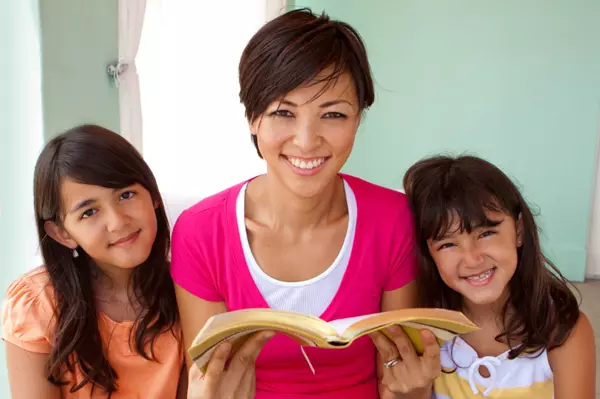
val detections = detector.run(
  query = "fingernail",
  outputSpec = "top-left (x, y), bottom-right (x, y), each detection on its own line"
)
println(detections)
top-left (387, 325), bottom-right (401, 334)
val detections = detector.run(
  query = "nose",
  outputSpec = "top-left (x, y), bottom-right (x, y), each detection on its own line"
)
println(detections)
top-left (462, 244), bottom-right (484, 268)
top-left (292, 119), bottom-right (321, 153)
top-left (105, 205), bottom-right (130, 232)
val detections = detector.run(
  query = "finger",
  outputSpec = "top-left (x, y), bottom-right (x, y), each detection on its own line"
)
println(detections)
top-left (237, 361), bottom-right (255, 396)
top-left (225, 331), bottom-right (274, 384)
top-left (386, 325), bottom-right (419, 365)
top-left (369, 331), bottom-right (400, 363)
top-left (419, 329), bottom-right (441, 377)
top-left (203, 342), bottom-right (232, 395)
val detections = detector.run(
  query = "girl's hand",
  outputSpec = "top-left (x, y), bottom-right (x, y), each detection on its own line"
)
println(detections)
top-left (370, 326), bottom-right (440, 399)
top-left (188, 330), bottom-right (275, 399)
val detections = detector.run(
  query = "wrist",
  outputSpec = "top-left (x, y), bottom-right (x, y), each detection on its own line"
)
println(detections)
top-left (394, 385), bottom-right (432, 399)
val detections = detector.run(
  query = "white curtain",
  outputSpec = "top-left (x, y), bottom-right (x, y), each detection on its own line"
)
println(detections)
top-left (586, 121), bottom-right (600, 278)
top-left (136, 0), bottom-right (288, 204)
top-left (115, 0), bottom-right (147, 152)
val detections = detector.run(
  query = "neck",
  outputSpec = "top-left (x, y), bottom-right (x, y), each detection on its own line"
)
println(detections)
top-left (462, 290), bottom-right (510, 325)
top-left (251, 173), bottom-right (347, 233)
top-left (91, 262), bottom-right (134, 297)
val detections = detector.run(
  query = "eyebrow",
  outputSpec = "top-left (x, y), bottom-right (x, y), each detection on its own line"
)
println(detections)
top-left (68, 188), bottom-right (123, 214)
top-left (433, 218), bottom-right (504, 241)
top-left (70, 199), bottom-right (97, 214)
top-left (278, 99), bottom-right (353, 108)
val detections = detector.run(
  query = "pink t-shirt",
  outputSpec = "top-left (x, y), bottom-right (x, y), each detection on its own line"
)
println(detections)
top-left (171, 174), bottom-right (418, 399)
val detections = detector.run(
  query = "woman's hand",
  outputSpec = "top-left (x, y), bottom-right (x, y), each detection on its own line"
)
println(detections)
top-left (370, 326), bottom-right (440, 399)
top-left (188, 330), bottom-right (275, 399)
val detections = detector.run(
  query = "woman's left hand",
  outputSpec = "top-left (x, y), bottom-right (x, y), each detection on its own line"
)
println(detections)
top-left (369, 325), bottom-right (440, 399)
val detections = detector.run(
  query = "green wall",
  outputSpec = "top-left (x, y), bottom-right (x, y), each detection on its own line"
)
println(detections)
top-left (0, 0), bottom-right (118, 394)
top-left (293, 0), bottom-right (600, 281)
top-left (39, 0), bottom-right (119, 140)
top-left (1, 1), bottom-right (45, 396)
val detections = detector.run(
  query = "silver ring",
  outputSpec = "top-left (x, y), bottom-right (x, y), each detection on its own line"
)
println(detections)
top-left (383, 357), bottom-right (400, 368)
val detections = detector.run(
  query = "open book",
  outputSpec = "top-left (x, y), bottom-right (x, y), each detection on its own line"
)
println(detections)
top-left (189, 308), bottom-right (478, 373)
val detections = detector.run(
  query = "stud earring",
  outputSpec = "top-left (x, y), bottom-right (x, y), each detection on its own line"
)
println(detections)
top-left (72, 248), bottom-right (79, 258)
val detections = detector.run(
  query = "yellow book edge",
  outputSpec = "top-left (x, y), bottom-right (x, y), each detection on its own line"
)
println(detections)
top-left (189, 308), bottom-right (479, 374)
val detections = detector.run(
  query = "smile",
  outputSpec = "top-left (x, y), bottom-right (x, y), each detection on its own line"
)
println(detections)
top-left (283, 156), bottom-right (329, 176)
top-left (286, 156), bottom-right (327, 170)
top-left (462, 267), bottom-right (496, 286)
top-left (110, 230), bottom-right (141, 247)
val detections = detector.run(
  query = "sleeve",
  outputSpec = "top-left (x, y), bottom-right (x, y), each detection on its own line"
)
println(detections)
top-left (383, 197), bottom-right (419, 291)
top-left (170, 209), bottom-right (223, 302)
top-left (1, 277), bottom-right (53, 354)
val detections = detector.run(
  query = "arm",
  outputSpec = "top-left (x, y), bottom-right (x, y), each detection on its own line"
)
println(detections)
top-left (5, 342), bottom-right (60, 399)
top-left (175, 283), bottom-right (227, 372)
top-left (548, 311), bottom-right (596, 399)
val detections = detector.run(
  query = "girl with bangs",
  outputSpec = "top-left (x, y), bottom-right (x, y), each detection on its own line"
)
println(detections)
top-left (2, 125), bottom-right (185, 398)
top-left (403, 155), bottom-right (596, 398)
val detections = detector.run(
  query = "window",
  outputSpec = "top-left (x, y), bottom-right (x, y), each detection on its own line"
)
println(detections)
top-left (137, 1), bottom-right (285, 207)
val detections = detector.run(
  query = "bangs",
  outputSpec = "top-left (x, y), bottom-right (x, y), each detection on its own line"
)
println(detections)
top-left (421, 184), bottom-right (508, 241)
top-left (240, 9), bottom-right (374, 122)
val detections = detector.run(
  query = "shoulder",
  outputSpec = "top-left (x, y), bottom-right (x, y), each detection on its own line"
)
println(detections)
top-left (548, 311), bottom-right (595, 360)
top-left (4, 266), bottom-right (55, 309)
top-left (547, 311), bottom-right (596, 395)
top-left (342, 174), bottom-right (411, 221)
top-left (1, 266), bottom-right (56, 353)
top-left (172, 181), bottom-right (245, 236)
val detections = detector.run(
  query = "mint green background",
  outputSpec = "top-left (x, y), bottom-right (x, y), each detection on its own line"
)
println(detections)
top-left (0, 0), bottom-right (118, 394)
top-left (292, 0), bottom-right (600, 282)
top-left (40, 0), bottom-right (119, 140)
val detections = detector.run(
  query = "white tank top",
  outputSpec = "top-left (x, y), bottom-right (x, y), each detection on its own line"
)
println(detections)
top-left (236, 180), bottom-right (357, 317)
top-left (434, 336), bottom-right (554, 398)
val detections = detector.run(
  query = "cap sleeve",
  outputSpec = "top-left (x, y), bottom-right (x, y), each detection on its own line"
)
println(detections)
top-left (170, 209), bottom-right (223, 302)
top-left (1, 272), bottom-right (54, 353)
top-left (384, 198), bottom-right (419, 291)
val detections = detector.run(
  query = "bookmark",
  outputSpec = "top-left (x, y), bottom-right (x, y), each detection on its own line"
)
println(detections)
top-left (300, 346), bottom-right (316, 375)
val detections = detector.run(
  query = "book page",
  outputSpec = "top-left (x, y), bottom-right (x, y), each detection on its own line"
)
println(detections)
top-left (328, 313), bottom-right (379, 335)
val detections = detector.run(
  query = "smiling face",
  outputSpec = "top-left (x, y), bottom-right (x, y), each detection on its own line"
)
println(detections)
top-left (426, 210), bottom-right (523, 309)
top-left (45, 179), bottom-right (158, 272)
top-left (251, 70), bottom-right (361, 198)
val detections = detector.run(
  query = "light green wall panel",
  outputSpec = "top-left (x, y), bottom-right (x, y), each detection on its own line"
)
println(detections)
top-left (294, 0), bottom-right (600, 281)
top-left (0, 0), bottom-right (45, 396)
top-left (40, 0), bottom-right (119, 139)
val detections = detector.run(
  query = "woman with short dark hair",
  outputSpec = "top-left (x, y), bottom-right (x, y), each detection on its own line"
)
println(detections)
top-left (173, 9), bottom-right (439, 399)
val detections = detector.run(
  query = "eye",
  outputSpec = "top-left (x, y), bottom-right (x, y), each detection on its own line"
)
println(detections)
top-left (322, 112), bottom-right (347, 119)
top-left (480, 230), bottom-right (496, 238)
top-left (438, 242), bottom-right (455, 250)
top-left (120, 190), bottom-right (136, 201)
top-left (80, 209), bottom-right (97, 219)
top-left (270, 109), bottom-right (293, 118)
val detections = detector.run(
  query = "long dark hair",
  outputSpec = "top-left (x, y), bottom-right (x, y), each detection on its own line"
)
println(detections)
top-left (239, 7), bottom-right (375, 158)
top-left (34, 124), bottom-right (179, 394)
top-left (403, 155), bottom-right (580, 358)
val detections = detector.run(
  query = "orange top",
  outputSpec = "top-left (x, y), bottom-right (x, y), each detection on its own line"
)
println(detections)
top-left (1, 267), bottom-right (184, 398)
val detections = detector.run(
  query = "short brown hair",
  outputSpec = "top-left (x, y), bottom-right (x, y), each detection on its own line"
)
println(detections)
top-left (239, 8), bottom-right (375, 157)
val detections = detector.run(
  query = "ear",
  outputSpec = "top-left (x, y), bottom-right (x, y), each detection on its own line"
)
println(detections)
top-left (516, 213), bottom-right (524, 247)
top-left (44, 220), bottom-right (78, 250)
top-left (249, 115), bottom-right (263, 136)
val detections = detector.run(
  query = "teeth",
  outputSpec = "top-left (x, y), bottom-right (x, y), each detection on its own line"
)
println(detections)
top-left (466, 269), bottom-right (493, 281)
top-left (288, 157), bottom-right (325, 170)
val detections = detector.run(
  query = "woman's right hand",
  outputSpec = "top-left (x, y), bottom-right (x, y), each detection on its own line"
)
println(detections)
top-left (188, 330), bottom-right (275, 399)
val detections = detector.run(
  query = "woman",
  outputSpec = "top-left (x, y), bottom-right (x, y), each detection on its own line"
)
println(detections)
top-left (172, 8), bottom-right (439, 399)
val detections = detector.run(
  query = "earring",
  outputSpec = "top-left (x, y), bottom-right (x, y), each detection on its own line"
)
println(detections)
top-left (72, 248), bottom-right (79, 258)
